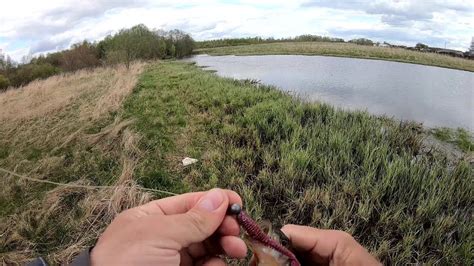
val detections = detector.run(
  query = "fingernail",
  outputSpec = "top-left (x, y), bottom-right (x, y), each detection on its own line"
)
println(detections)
top-left (198, 188), bottom-right (224, 212)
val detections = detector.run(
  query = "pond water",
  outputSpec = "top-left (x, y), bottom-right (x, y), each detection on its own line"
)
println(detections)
top-left (189, 55), bottom-right (474, 131)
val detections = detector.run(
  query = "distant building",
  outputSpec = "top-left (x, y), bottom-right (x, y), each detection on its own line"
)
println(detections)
top-left (436, 48), bottom-right (464, 57)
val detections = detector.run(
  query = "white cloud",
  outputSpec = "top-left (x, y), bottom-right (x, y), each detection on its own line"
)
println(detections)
top-left (0, 0), bottom-right (473, 61)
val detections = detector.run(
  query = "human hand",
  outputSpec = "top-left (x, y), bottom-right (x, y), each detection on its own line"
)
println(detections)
top-left (90, 188), bottom-right (247, 265)
top-left (281, 225), bottom-right (381, 266)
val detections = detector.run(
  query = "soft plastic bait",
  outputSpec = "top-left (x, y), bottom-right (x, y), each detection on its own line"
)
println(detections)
top-left (228, 204), bottom-right (300, 266)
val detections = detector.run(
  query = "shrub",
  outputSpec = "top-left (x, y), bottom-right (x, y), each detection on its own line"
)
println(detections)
top-left (9, 63), bottom-right (60, 87)
top-left (99, 24), bottom-right (167, 68)
top-left (105, 50), bottom-right (128, 66)
top-left (415, 43), bottom-right (429, 49)
top-left (0, 74), bottom-right (10, 91)
top-left (60, 41), bottom-right (100, 71)
top-left (164, 30), bottom-right (195, 58)
top-left (349, 38), bottom-right (375, 46)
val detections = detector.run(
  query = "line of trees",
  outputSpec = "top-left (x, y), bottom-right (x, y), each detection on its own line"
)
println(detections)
top-left (196, 35), bottom-right (385, 49)
top-left (0, 24), bottom-right (194, 91)
top-left (196, 35), bottom-right (345, 48)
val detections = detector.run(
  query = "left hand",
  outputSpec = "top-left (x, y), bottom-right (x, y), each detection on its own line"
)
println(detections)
top-left (90, 188), bottom-right (247, 265)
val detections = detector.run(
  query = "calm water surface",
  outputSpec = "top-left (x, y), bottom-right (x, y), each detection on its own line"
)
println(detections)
top-left (189, 55), bottom-right (473, 131)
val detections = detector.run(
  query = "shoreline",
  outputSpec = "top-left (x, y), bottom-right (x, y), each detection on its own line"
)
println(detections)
top-left (195, 42), bottom-right (474, 72)
top-left (194, 52), bottom-right (474, 73)
top-left (187, 60), bottom-right (474, 147)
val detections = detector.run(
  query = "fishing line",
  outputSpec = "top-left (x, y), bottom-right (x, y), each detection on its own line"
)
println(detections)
top-left (0, 167), bottom-right (178, 196)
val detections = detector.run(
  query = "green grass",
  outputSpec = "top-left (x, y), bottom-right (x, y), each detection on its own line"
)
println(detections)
top-left (124, 62), bottom-right (472, 264)
top-left (196, 42), bottom-right (474, 72)
top-left (432, 127), bottom-right (474, 152)
top-left (1, 61), bottom-right (472, 264)
top-left (122, 68), bottom-right (191, 193)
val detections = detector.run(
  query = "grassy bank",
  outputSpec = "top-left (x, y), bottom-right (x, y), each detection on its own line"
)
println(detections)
top-left (1, 61), bottom-right (472, 264)
top-left (196, 42), bottom-right (474, 72)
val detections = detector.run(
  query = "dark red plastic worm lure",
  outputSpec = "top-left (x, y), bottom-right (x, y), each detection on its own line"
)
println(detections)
top-left (228, 204), bottom-right (300, 266)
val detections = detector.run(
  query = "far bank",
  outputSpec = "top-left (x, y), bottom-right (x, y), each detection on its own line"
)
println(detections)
top-left (195, 42), bottom-right (474, 72)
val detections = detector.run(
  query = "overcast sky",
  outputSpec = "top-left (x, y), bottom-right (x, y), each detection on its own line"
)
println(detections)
top-left (1, 0), bottom-right (473, 61)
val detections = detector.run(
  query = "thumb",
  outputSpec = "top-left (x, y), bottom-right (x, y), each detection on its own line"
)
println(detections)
top-left (169, 188), bottom-right (229, 247)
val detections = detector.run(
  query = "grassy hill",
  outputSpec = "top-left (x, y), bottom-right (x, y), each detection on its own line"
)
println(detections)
top-left (196, 42), bottom-right (474, 72)
top-left (1, 61), bottom-right (472, 264)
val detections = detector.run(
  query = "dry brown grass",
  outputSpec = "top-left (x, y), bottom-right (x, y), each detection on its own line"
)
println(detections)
top-left (0, 62), bottom-right (154, 264)
top-left (0, 63), bottom-right (144, 122)
top-left (0, 63), bottom-right (145, 167)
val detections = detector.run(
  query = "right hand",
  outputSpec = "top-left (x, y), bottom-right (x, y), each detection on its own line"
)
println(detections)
top-left (90, 189), bottom-right (246, 266)
top-left (281, 224), bottom-right (381, 266)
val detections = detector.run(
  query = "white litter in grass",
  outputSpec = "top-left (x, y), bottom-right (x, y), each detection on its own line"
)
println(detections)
top-left (182, 157), bottom-right (198, 166)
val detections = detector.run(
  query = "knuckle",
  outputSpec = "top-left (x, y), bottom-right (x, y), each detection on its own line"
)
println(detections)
top-left (120, 208), bottom-right (133, 215)
top-left (116, 210), bottom-right (131, 220)
top-left (333, 231), bottom-right (357, 263)
top-left (333, 245), bottom-right (352, 263)
top-left (334, 230), bottom-right (355, 242)
top-left (118, 209), bottom-right (135, 219)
